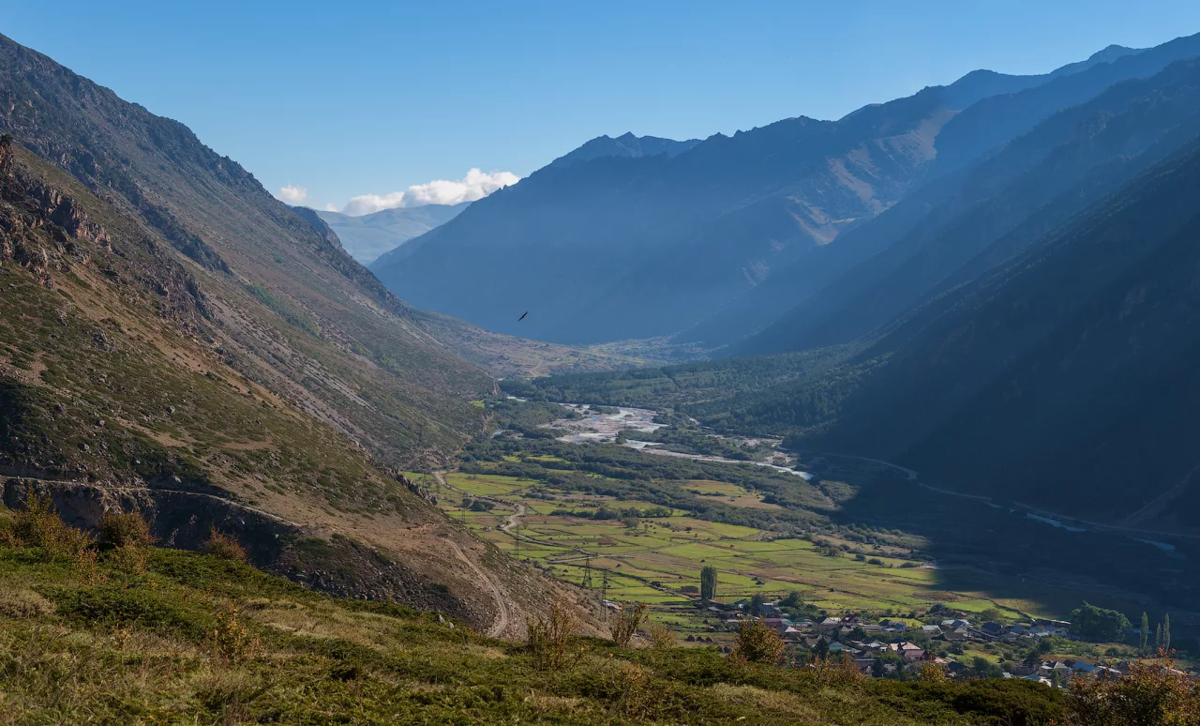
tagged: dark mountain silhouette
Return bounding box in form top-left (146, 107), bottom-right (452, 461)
top-left (733, 57), bottom-right (1200, 356)
top-left (684, 32), bottom-right (1200, 351)
top-left (373, 33), bottom-right (1200, 346)
top-left (549, 131), bottom-right (701, 168)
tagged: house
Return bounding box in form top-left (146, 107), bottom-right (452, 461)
top-left (944, 628), bottom-right (970, 642)
top-left (980, 622), bottom-right (1005, 637)
top-left (901, 648), bottom-right (927, 663)
top-left (817, 617), bottom-right (842, 635)
top-left (921, 625), bottom-right (943, 638)
top-left (940, 619), bottom-right (971, 631)
top-left (1071, 661), bottom-right (1097, 675)
top-left (1039, 661), bottom-right (1072, 681)
top-left (762, 618), bottom-right (788, 633)
top-left (782, 626), bottom-right (805, 642)
top-left (967, 627), bottom-right (999, 642)
top-left (828, 642), bottom-right (861, 656)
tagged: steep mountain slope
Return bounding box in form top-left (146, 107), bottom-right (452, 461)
top-left (0, 137), bottom-right (599, 634)
top-left (375, 84), bottom-right (985, 344)
top-left (682, 33), bottom-right (1200, 351)
top-left (784, 139), bottom-right (1200, 531)
top-left (0, 32), bottom-right (492, 465)
top-left (0, 35), bottom-right (599, 635)
top-left (520, 136), bottom-right (1200, 537)
top-left (373, 35), bottom-right (1200, 347)
top-left (315, 202), bottom-right (468, 264)
top-left (736, 57), bottom-right (1200, 356)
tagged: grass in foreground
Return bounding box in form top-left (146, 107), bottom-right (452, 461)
top-left (0, 504), bottom-right (1069, 725)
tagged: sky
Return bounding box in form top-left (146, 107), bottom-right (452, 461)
top-left (4, 0), bottom-right (1199, 214)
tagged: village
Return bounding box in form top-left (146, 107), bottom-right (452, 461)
top-left (658, 597), bottom-right (1180, 686)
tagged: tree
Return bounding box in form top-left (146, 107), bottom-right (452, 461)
top-left (1069, 601), bottom-right (1131, 642)
top-left (1157, 623), bottom-right (1164, 651)
top-left (780, 590), bottom-right (802, 608)
top-left (812, 636), bottom-right (830, 661)
top-left (973, 656), bottom-right (991, 675)
top-left (1141, 612), bottom-right (1150, 654)
top-left (1163, 614), bottom-right (1171, 654)
top-left (979, 607), bottom-right (1004, 623)
top-left (749, 593), bottom-right (766, 616)
top-left (732, 618), bottom-right (784, 665)
top-left (700, 566), bottom-right (717, 601)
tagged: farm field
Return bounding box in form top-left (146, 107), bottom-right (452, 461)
top-left (416, 469), bottom-right (1041, 635)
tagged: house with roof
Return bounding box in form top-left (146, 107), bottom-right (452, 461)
top-left (940, 618), bottom-right (972, 631)
top-left (901, 648), bottom-right (927, 663)
top-left (828, 642), bottom-right (861, 656)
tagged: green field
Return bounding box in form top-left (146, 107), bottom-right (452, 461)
top-left (429, 471), bottom-right (1035, 629)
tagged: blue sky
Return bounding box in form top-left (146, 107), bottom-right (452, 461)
top-left (4, 0), bottom-right (1199, 213)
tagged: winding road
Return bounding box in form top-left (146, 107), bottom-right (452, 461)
top-left (434, 471), bottom-right (514, 638)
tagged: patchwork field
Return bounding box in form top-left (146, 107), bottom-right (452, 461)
top-left (418, 470), bottom-right (1040, 634)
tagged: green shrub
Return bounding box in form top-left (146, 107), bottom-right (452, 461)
top-left (98, 510), bottom-right (155, 548)
top-left (204, 527), bottom-right (248, 562)
top-left (732, 617), bottom-right (784, 665)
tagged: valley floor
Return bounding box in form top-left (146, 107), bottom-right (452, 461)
top-left (433, 397), bottom-right (1200, 673)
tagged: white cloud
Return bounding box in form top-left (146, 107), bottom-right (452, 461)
top-left (277, 183), bottom-right (308, 204)
top-left (339, 169), bottom-right (519, 216)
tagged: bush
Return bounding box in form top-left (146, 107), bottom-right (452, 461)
top-left (1066, 659), bottom-right (1200, 725)
top-left (205, 527), bottom-right (248, 562)
top-left (526, 601), bottom-right (579, 670)
top-left (212, 603), bottom-right (260, 663)
top-left (98, 510), bottom-right (156, 548)
top-left (646, 622), bottom-right (674, 649)
top-left (732, 617), bottom-right (784, 665)
top-left (8, 494), bottom-right (94, 560)
top-left (610, 602), bottom-right (648, 648)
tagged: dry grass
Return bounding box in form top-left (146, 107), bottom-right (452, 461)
top-left (705, 683), bottom-right (822, 720)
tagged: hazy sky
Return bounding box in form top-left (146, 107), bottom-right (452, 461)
top-left (5, 0), bottom-right (1199, 213)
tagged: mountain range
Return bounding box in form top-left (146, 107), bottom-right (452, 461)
top-left (309, 202), bottom-right (468, 265)
top-left (373, 33), bottom-right (1200, 349)
top-left (497, 32), bottom-right (1200, 538)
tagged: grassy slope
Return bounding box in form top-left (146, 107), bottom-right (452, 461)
top-left (0, 140), bottom-right (591, 636)
top-left (0, 33), bottom-right (491, 463)
top-left (0, 510), bottom-right (1063, 725)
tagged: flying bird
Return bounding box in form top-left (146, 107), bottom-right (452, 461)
top-left (518, 311), bottom-right (528, 321)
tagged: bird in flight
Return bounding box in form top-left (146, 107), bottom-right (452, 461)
top-left (518, 311), bottom-right (528, 321)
